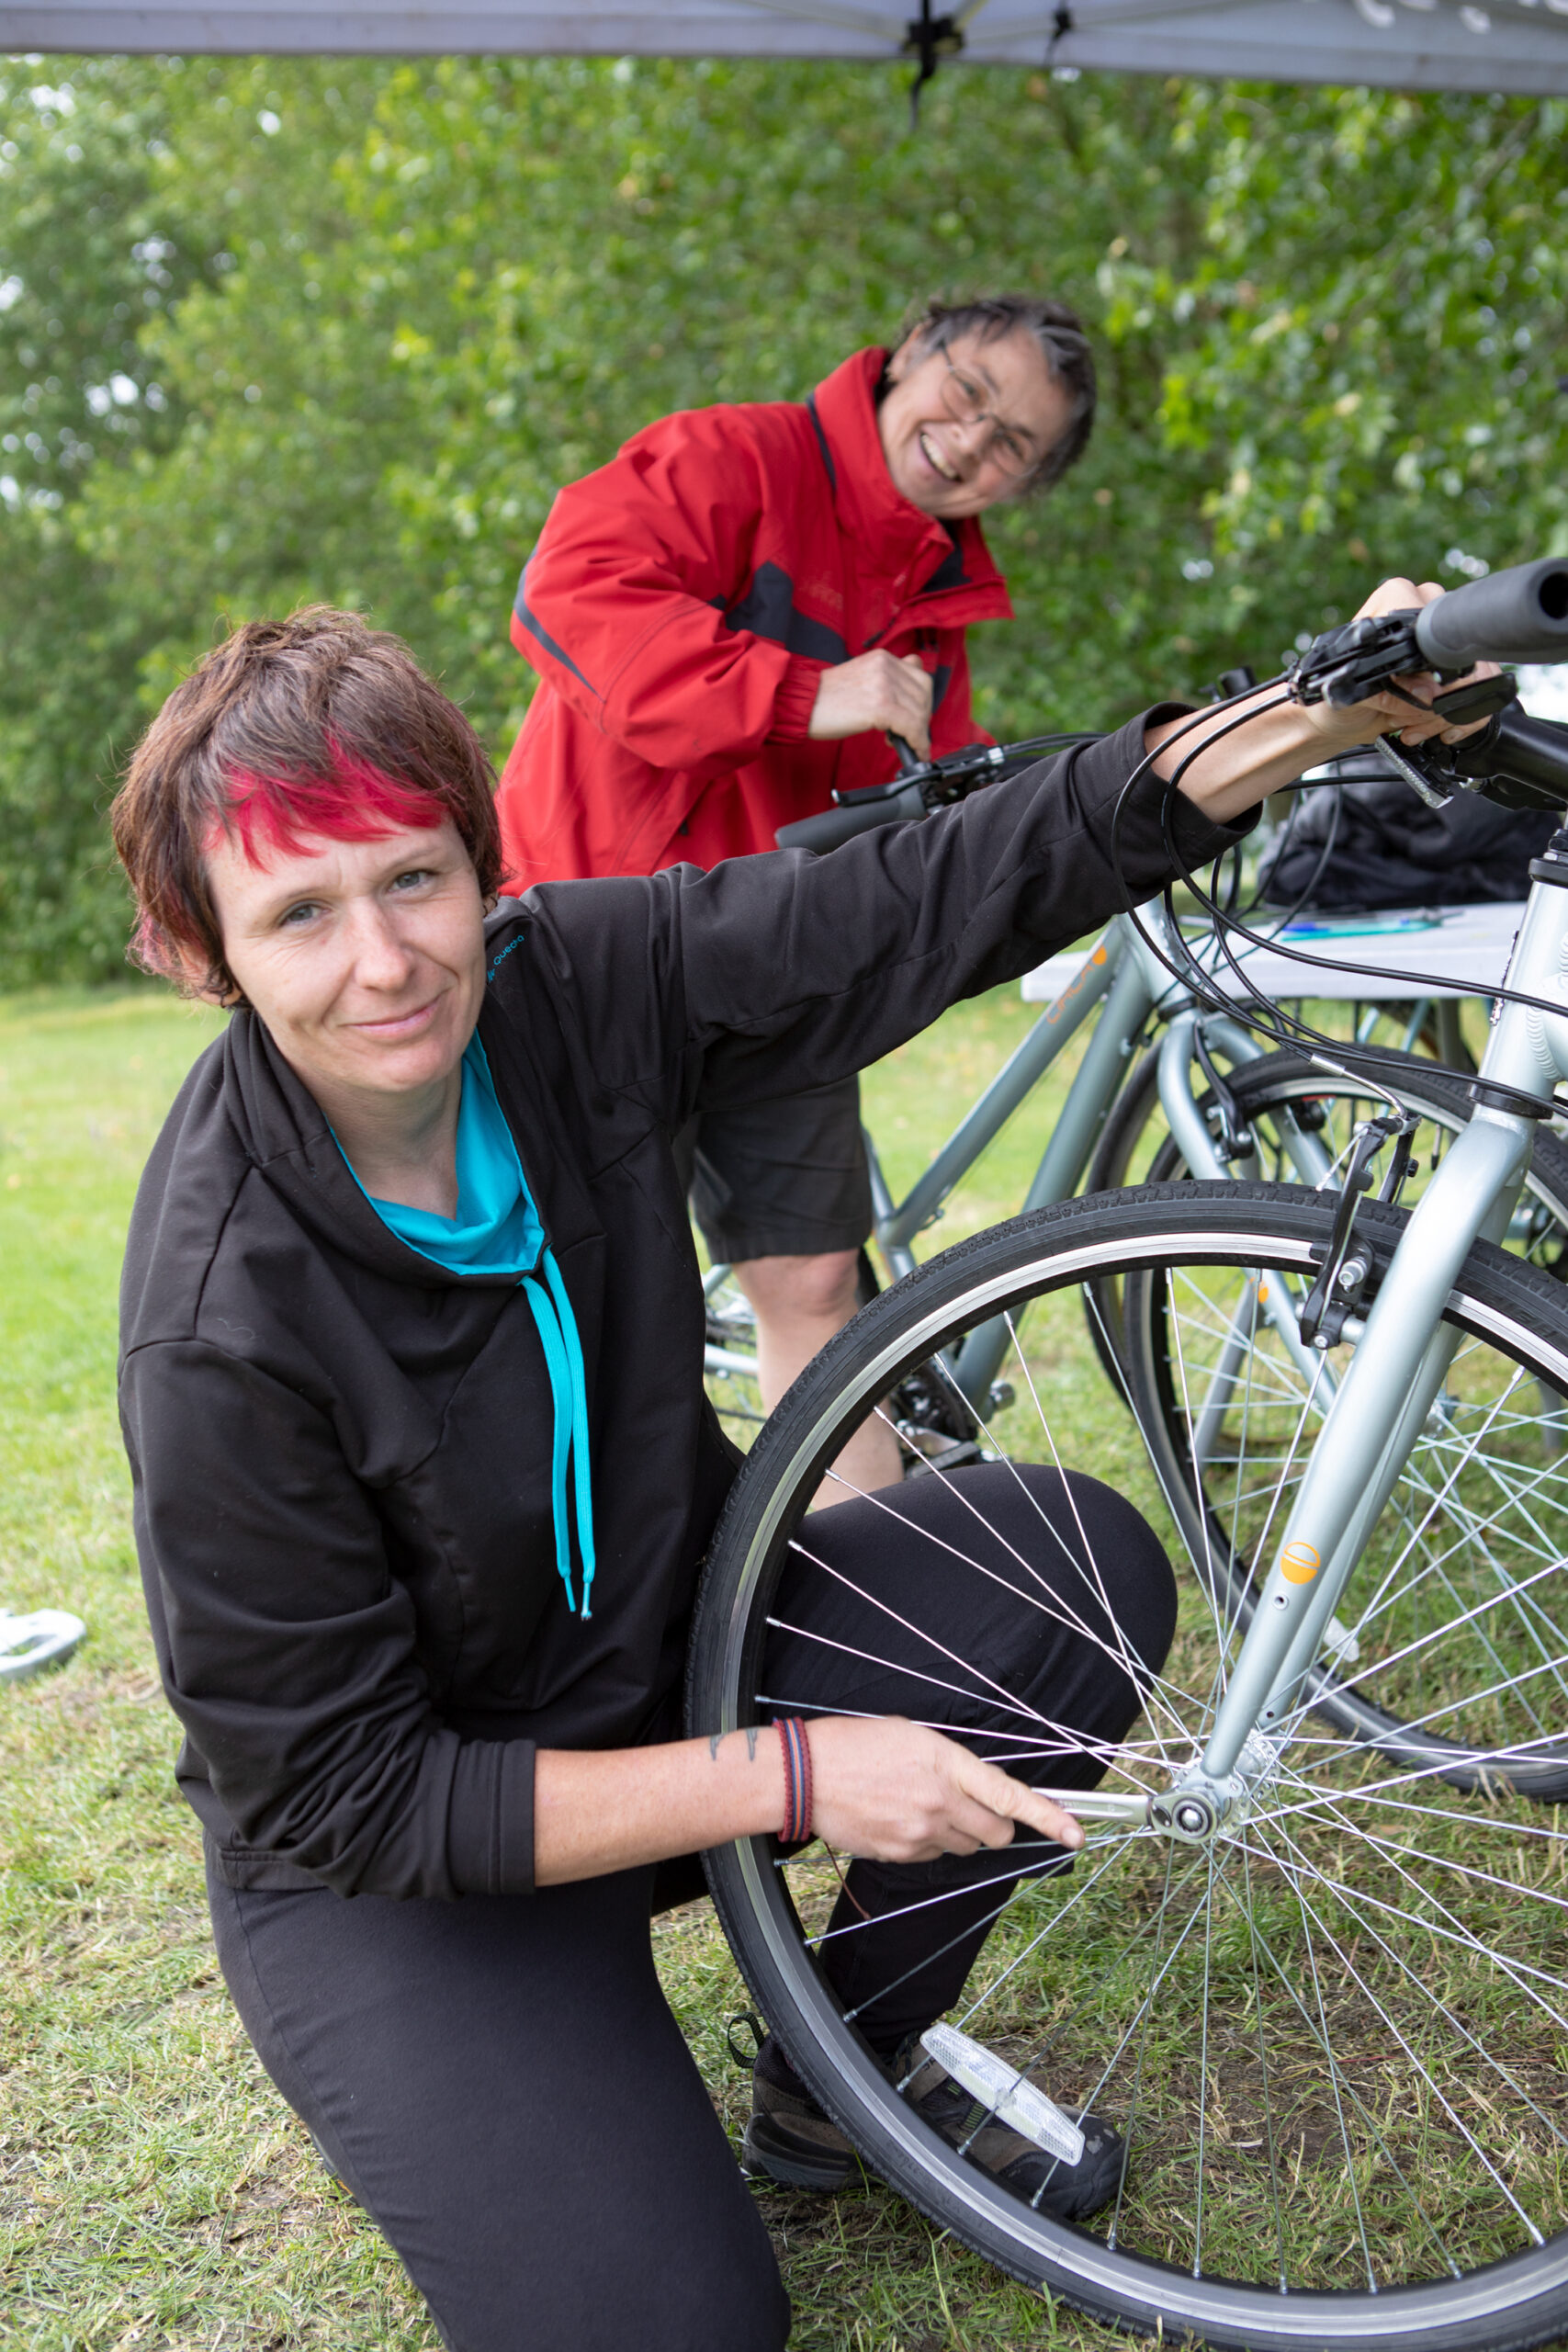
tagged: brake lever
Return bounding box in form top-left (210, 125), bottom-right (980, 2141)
top-left (833, 740), bottom-right (1011, 814)
top-left (1289, 611), bottom-right (1431, 707)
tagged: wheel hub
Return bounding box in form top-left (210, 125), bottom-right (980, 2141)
top-left (1149, 1731), bottom-right (1283, 1844)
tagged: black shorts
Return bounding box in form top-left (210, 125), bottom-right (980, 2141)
top-left (673, 1074), bottom-right (872, 1263)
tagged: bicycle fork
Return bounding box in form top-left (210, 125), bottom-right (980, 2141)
top-left (1046, 1107), bottom-right (1534, 1834)
top-left (1163, 878), bottom-right (1568, 1830)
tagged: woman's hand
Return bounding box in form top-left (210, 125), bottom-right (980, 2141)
top-left (807, 1713), bottom-right (1086, 1861)
top-left (1302, 575), bottom-right (1503, 756)
top-left (533, 1713), bottom-right (1084, 1886)
top-left (807, 651), bottom-right (934, 758)
top-left (1148, 572), bottom-right (1504, 823)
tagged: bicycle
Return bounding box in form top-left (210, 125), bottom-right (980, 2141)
top-left (689, 560), bottom-right (1568, 2350)
top-left (704, 720), bottom-right (1568, 1455)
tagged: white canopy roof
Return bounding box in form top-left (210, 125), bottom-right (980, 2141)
top-left (7, 0), bottom-right (1568, 96)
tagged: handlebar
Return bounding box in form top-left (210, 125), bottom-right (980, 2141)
top-left (1414, 560), bottom-right (1568, 669)
top-left (777, 560), bottom-right (1568, 855)
top-left (1294, 559), bottom-right (1568, 709)
top-left (776, 783), bottom-right (928, 854)
top-left (774, 733), bottom-right (1103, 854)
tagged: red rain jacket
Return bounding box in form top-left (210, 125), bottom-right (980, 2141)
top-left (495, 347), bottom-right (1014, 884)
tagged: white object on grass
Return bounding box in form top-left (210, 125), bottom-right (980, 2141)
top-left (919, 2022), bottom-right (1086, 2170)
top-left (0, 1609), bottom-right (85, 1681)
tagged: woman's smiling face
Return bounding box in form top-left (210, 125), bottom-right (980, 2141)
top-left (200, 819), bottom-right (488, 1117)
top-left (876, 325), bottom-right (1075, 521)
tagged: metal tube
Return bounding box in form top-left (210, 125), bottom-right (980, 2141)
top-left (1201, 1014), bottom-right (1267, 1070)
top-left (864, 1134), bottom-right (920, 1283)
top-left (1019, 949), bottom-right (1152, 1212)
top-left (1157, 1012), bottom-right (1225, 1178)
top-left (1472, 884), bottom-right (1568, 1102)
top-left (945, 952), bottom-right (1154, 1408)
top-left (1199, 1108), bottom-right (1531, 1782)
top-left (1253, 1114), bottom-right (1528, 1724)
top-left (1155, 1023), bottom-right (1329, 1388)
top-left (1197, 1013), bottom-right (1337, 1189)
top-left (1258, 1321), bottom-right (1464, 1724)
top-left (1038, 1787), bottom-right (1150, 1825)
top-left (876, 933), bottom-right (1121, 1252)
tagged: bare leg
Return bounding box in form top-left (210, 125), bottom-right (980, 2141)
top-left (730, 1250), bottom-right (903, 1508)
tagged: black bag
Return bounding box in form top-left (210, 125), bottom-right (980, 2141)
top-left (1260, 749), bottom-right (1555, 911)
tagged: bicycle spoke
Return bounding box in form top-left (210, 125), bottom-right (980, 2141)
top-left (1290, 1856), bottom-right (1377, 2291)
top-left (1258, 1807), bottom-right (1568, 2158)
top-left (1191, 1839), bottom-right (1218, 2276)
top-left (762, 1608), bottom-right (1056, 1729)
top-left (796, 1463), bottom-right (1201, 1738)
top-left (1259, 1776), bottom-right (1568, 2034)
top-left (1107, 1838), bottom-right (1180, 2255)
top-left (1241, 1825), bottom-right (1549, 2245)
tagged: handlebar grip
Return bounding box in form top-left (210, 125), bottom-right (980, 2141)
top-left (774, 782), bottom-right (927, 854)
top-left (1413, 560), bottom-right (1568, 668)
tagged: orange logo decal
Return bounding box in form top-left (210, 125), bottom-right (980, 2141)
top-left (1280, 1542), bottom-right (1321, 1586)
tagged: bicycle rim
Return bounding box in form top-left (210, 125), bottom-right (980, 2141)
top-left (689, 1186), bottom-right (1568, 2352)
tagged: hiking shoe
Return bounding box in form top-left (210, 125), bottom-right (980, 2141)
top-left (897, 2041), bottom-right (1126, 2221)
top-left (742, 2043), bottom-right (859, 2190)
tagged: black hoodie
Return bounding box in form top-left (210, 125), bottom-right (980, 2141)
top-left (118, 716), bottom-right (1241, 1898)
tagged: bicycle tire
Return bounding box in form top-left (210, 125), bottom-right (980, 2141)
top-left (689, 1184), bottom-right (1568, 2352)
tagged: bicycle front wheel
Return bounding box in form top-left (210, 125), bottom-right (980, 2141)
top-left (689, 1186), bottom-right (1568, 2352)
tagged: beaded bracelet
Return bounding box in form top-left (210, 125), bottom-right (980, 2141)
top-left (776, 1715), bottom-right (814, 1845)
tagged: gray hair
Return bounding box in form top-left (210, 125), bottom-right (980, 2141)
top-left (899, 293), bottom-right (1097, 492)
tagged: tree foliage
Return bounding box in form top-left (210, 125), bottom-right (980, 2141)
top-left (1, 55), bottom-right (1563, 982)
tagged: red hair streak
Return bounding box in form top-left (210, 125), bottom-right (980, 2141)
top-left (216, 740), bottom-right (450, 866)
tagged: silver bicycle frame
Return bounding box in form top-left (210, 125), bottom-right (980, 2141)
top-left (1199, 878), bottom-right (1568, 1785)
top-left (868, 903), bottom-right (1331, 1408)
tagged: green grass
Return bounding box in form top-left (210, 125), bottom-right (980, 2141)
top-left (0, 978), bottom-right (1142, 2352)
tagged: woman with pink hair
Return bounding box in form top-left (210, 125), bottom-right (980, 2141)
top-left (111, 594), bottom-right (1465, 2351)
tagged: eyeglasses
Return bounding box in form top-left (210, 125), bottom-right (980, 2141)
top-left (938, 365), bottom-right (1043, 478)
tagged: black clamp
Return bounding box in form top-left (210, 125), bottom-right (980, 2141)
top-left (1529, 826), bottom-right (1568, 891)
top-left (1466, 1076), bottom-right (1560, 1121)
top-left (1289, 612), bottom-right (1430, 708)
top-left (1298, 1114), bottom-right (1416, 1349)
top-left (901, 0), bottom-right (964, 124)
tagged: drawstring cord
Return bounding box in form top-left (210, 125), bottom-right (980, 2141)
top-left (522, 1247), bottom-right (596, 1619)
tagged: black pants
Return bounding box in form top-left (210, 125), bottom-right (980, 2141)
top-left (209, 1465), bottom-right (1175, 2352)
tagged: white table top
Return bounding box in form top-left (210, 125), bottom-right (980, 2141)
top-left (1021, 903), bottom-right (1528, 1008)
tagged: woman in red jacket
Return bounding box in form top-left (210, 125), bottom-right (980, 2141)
top-left (497, 295), bottom-right (1096, 1489)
